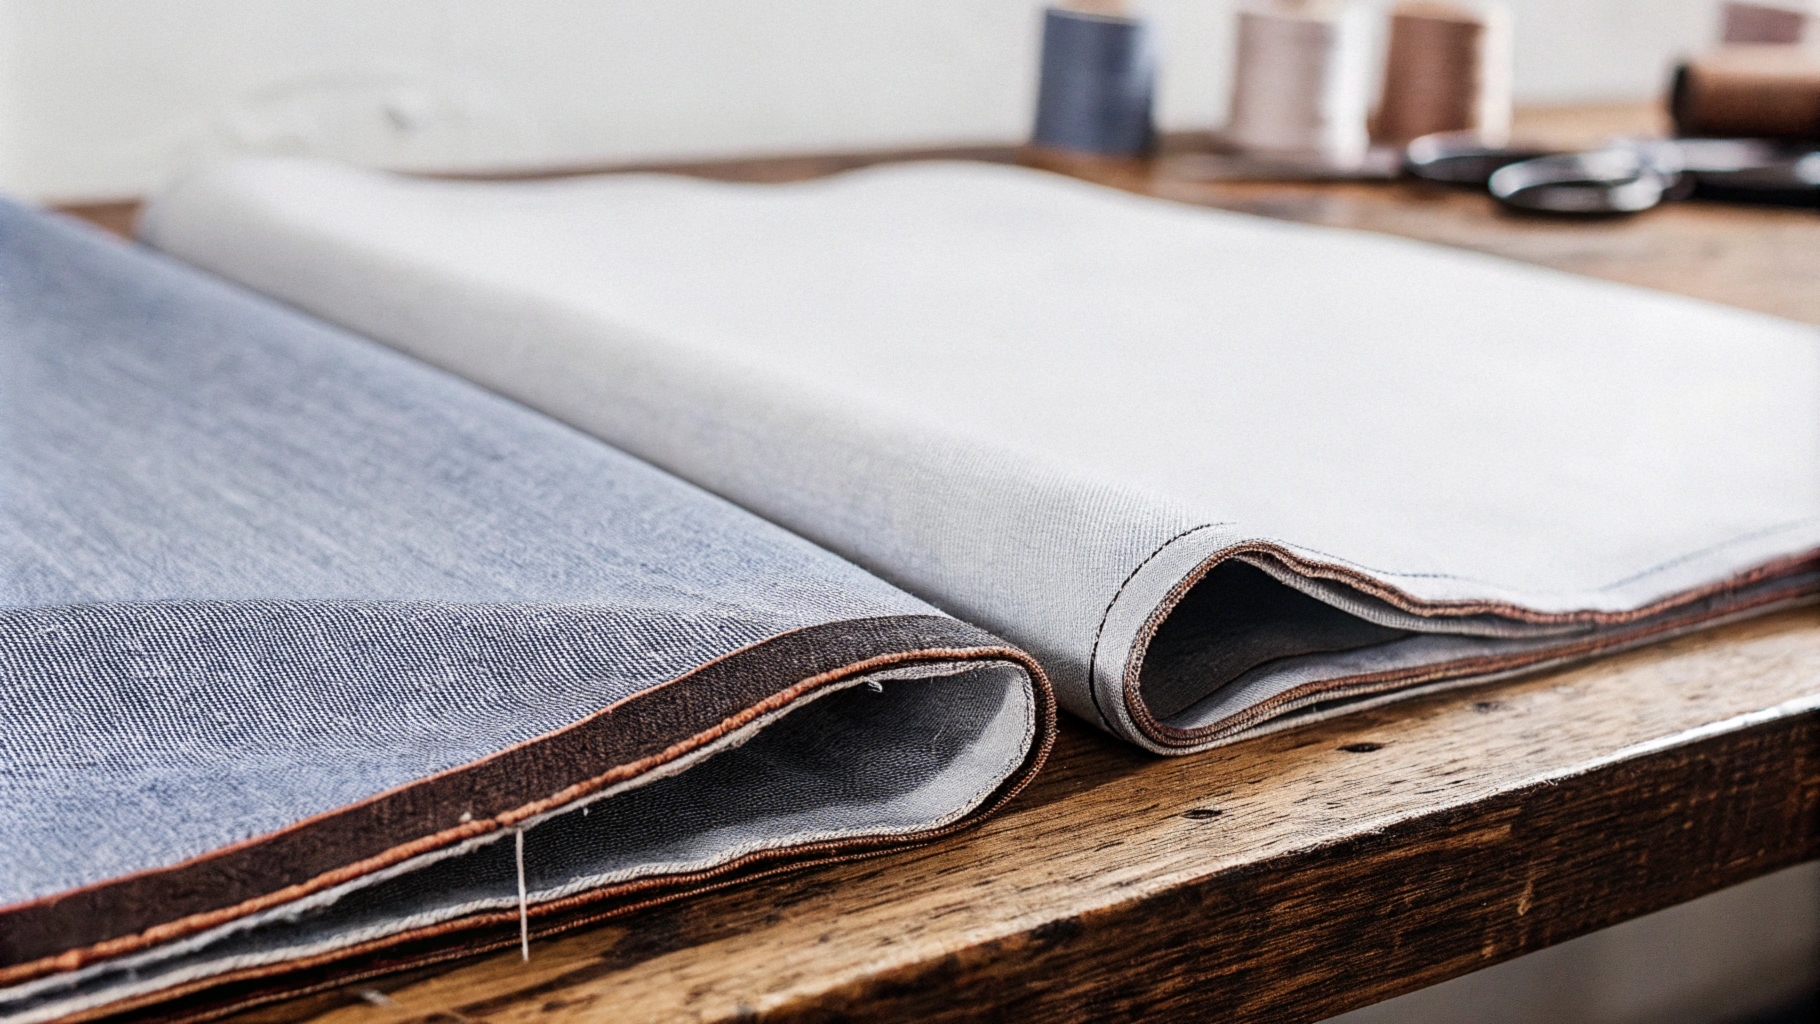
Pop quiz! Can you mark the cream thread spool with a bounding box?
[1375,1,1512,146]
[1224,0,1374,166]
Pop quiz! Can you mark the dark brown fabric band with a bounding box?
[47,681,1059,1024]
[0,613,1039,975]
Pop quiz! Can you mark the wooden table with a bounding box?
[62,105,1820,1024]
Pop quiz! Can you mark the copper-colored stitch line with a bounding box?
[1212,586,1820,741]
[38,649,1056,1024]
[1143,583,1815,743]
[1248,544,1819,626]
[1091,531,1815,746]
[493,643,1031,827]
[59,789,1053,1024]
[0,620,1034,986]
[1113,539,1818,746]
[2,613,831,920]
[51,840,941,1024]
[1139,583,1818,746]
[1085,523,1229,731]
[3,641,1024,983]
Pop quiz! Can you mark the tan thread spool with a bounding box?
[1225,0,1375,165]
[1720,1,1811,45]
[1673,45,1820,138]
[1374,1,1512,145]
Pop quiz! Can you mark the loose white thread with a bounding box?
[515,828,530,961]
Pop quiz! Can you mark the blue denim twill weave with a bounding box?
[0,201,1049,1021]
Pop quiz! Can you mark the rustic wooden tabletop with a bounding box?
[61,104,1820,1024]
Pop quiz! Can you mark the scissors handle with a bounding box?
[1403,131,1820,214]
[1402,131,1550,184]
[1486,151,1675,214]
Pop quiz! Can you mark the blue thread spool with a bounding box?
[1032,6,1157,155]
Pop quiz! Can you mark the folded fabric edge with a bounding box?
[0,612,1054,986]
[1093,527,1820,753]
[12,654,1053,1024]
[1146,582,1819,750]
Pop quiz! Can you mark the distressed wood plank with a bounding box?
[206,609,1819,1024]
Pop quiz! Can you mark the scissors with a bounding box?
[1405,131,1820,214]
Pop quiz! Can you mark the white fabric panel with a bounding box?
[141,159,1820,752]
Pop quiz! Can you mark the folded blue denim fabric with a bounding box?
[141,159,1820,755]
[0,203,1052,1023]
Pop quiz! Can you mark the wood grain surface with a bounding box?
[221,611,1820,1024]
[56,103,1820,1024]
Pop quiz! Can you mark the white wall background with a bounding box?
[0,0,1733,202]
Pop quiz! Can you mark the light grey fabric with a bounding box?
[142,158,1820,752]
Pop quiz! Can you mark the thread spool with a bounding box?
[1673,46,1820,139]
[1374,1,1512,145]
[1224,0,1374,166]
[1720,1,1811,45]
[1032,4,1157,156]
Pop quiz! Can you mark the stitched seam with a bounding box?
[1153,581,1820,746]
[1085,523,1231,732]
[0,615,1017,984]
[1267,516,1820,589]
[14,644,1058,1024]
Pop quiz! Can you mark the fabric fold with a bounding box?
[140,157,1819,755]
[0,202,1053,1022]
